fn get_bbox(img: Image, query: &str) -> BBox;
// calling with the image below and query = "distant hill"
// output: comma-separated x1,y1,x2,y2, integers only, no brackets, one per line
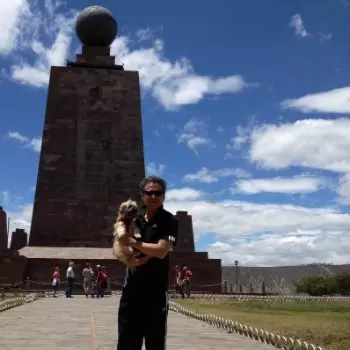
222,264,350,295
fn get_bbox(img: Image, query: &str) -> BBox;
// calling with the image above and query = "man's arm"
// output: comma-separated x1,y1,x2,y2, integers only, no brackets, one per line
131,239,173,259
131,215,178,260
128,255,151,267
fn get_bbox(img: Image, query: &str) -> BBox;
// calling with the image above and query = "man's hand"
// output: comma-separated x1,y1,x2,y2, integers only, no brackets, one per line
118,235,137,246
128,255,151,267
133,239,172,259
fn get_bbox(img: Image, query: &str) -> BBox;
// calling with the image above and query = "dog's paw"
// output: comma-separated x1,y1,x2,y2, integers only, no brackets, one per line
133,226,141,239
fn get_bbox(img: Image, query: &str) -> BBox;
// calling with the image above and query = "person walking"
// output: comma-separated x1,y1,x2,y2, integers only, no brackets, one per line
174,265,185,298
96,265,107,298
52,266,60,297
82,263,94,298
117,176,178,350
182,266,193,298
65,261,74,298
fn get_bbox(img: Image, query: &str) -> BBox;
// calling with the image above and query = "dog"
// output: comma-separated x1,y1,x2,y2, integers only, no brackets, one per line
112,199,141,266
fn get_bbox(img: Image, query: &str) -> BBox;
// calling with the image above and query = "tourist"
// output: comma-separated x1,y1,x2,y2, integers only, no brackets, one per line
96,265,107,298
117,176,178,350
182,265,193,298
65,261,74,298
52,266,60,298
82,263,94,298
174,265,185,298
101,266,108,294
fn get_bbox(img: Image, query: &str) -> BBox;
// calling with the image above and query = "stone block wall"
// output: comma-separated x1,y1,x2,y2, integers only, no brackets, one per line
0,255,28,285
0,206,7,252
10,229,28,250
29,65,145,247
174,211,195,252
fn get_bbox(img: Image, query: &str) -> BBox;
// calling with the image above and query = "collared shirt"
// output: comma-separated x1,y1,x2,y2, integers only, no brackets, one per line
66,266,74,279
82,267,94,282
122,205,178,302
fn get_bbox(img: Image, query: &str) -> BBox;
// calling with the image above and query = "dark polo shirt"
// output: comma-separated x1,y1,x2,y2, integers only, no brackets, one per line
121,206,178,303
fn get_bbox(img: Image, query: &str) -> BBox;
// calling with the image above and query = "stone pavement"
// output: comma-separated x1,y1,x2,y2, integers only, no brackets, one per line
0,295,275,350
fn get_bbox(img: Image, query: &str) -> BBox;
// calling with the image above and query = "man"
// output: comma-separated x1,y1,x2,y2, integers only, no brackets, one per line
117,176,178,350
82,262,94,298
65,261,74,298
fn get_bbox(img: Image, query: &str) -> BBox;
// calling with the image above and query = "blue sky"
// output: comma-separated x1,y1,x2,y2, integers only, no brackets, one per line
1,0,350,266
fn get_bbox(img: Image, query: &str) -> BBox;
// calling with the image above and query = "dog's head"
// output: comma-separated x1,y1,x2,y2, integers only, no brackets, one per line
118,199,139,220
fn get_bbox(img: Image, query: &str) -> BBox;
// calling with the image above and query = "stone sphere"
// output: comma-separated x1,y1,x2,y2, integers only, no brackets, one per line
75,6,118,47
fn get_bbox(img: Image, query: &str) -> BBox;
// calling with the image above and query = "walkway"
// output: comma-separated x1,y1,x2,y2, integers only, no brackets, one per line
0,295,274,350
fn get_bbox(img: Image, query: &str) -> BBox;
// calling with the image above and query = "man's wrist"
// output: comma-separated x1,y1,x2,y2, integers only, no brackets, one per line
131,239,141,248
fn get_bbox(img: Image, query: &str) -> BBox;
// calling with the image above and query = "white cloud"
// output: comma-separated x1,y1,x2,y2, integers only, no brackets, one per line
135,28,153,42
146,162,166,176
281,87,350,114
217,126,225,133
337,173,350,204
0,0,33,55
2,191,10,206
178,119,212,155
111,35,251,110
209,232,350,266
289,14,310,38
234,176,325,194
166,188,202,201
7,5,252,103
153,123,176,137
165,192,350,241
184,167,250,184
7,131,42,152
163,188,350,266
225,116,256,157
226,125,249,151
5,1,76,87
319,32,332,43
249,118,350,173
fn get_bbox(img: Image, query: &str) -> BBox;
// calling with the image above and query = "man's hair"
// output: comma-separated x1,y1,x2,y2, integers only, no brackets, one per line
139,176,167,193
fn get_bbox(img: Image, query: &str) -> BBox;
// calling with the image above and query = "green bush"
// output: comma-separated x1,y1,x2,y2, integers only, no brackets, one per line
297,273,350,296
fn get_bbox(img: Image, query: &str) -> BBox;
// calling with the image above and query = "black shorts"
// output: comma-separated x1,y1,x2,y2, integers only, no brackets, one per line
117,292,169,350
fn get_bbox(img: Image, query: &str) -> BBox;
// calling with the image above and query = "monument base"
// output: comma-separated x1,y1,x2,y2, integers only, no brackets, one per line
14,247,221,293
0,250,28,286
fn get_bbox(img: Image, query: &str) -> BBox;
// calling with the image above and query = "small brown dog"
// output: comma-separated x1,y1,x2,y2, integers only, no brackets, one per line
112,199,141,265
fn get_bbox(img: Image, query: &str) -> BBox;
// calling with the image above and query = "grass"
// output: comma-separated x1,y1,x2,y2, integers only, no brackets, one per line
175,298,350,350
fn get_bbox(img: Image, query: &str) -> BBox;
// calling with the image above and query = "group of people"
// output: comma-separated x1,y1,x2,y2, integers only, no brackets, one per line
51,262,108,298
174,265,193,298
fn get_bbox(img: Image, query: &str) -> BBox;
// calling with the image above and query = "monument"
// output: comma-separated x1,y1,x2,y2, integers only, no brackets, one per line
29,6,145,248
1,6,222,293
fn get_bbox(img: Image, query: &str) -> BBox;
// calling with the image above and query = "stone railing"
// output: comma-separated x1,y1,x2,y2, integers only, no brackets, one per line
171,293,350,302
2,277,113,296
169,301,323,350
0,293,39,312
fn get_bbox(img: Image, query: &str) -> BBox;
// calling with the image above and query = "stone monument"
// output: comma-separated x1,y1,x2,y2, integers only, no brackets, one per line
0,207,28,285
10,229,28,250
2,6,222,293
29,5,145,248
0,206,8,252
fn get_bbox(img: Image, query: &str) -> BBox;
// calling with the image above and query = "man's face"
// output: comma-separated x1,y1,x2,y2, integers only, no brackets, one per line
142,182,164,210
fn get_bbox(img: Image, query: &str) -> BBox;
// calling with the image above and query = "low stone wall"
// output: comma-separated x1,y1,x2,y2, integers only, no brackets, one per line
222,264,350,295
170,301,324,350
0,293,39,312
171,293,350,302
